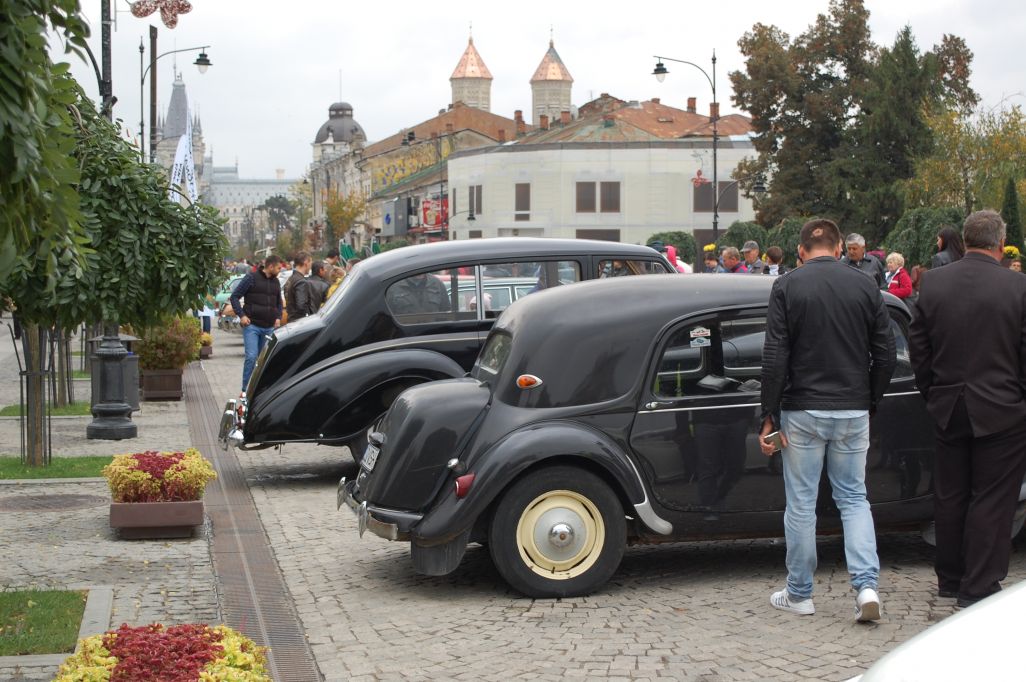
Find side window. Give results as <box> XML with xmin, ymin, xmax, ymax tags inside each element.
<box><xmin>385</xmin><ymin>269</ymin><xmax>467</xmax><ymax>324</ymax></box>
<box><xmin>721</xmin><ymin>317</ymin><xmax>767</xmax><ymax>379</ymax></box>
<box><xmin>477</xmin><ymin>260</ymin><xmax>582</xmax><ymax>318</ymax></box>
<box><xmin>890</xmin><ymin>317</ymin><xmax>914</xmax><ymax>380</ymax></box>
<box><xmin>653</xmin><ymin>314</ymin><xmax>765</xmax><ymax>398</ymax></box>
<box><xmin>598</xmin><ymin>259</ymin><xmax>667</xmax><ymax>278</ymax></box>
<box><xmin>654</xmin><ymin>323</ymin><xmax>708</xmax><ymax>398</ymax></box>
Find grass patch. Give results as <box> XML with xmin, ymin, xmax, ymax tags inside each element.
<box><xmin>0</xmin><ymin>402</ymin><xmax>92</xmax><ymax>417</ymax></box>
<box><xmin>0</xmin><ymin>589</ymin><xmax>86</xmax><ymax>655</ymax></box>
<box><xmin>72</xmin><ymin>370</ymin><xmax>90</xmax><ymax>380</ymax></box>
<box><xmin>0</xmin><ymin>456</ymin><xmax>112</xmax><ymax>479</ymax></box>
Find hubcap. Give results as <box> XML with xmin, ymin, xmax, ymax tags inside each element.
<box><xmin>516</xmin><ymin>490</ymin><xmax>605</xmax><ymax>580</ymax></box>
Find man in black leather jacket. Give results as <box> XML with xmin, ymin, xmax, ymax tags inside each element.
<box><xmin>294</xmin><ymin>260</ymin><xmax>330</xmax><ymax>317</ymax></box>
<box><xmin>759</xmin><ymin>218</ymin><xmax>896</xmax><ymax>622</ymax></box>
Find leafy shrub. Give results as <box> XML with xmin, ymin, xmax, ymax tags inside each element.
<box><xmin>883</xmin><ymin>206</ymin><xmax>965</xmax><ymax>267</ymax></box>
<box><xmin>55</xmin><ymin>623</ymin><xmax>268</xmax><ymax>681</ymax></box>
<box><xmin>646</xmin><ymin>231</ymin><xmax>698</xmax><ymax>265</ymax></box>
<box><xmin>103</xmin><ymin>449</ymin><xmax>216</xmax><ymax>503</ymax></box>
<box><xmin>136</xmin><ymin>316</ymin><xmax>202</xmax><ymax>370</ymax></box>
<box><xmin>766</xmin><ymin>217</ymin><xmax>807</xmax><ymax>267</ymax></box>
<box><xmin>718</xmin><ymin>221</ymin><xmax>769</xmax><ymax>252</ymax></box>
<box><xmin>199</xmin><ymin>332</ymin><xmax>213</xmax><ymax>347</ymax></box>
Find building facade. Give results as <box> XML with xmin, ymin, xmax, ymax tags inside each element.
<box><xmin>204</xmin><ymin>163</ymin><xmax>297</xmax><ymax>246</ymax></box>
<box><xmin>446</xmin><ymin>95</ymin><xmax>757</xmax><ymax>247</ymax></box>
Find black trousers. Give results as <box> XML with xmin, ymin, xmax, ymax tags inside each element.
<box><xmin>933</xmin><ymin>397</ymin><xmax>1026</xmax><ymax>599</ymax></box>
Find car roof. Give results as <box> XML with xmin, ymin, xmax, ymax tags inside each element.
<box><xmin>358</xmin><ymin>238</ymin><xmax>663</xmax><ymax>280</ymax></box>
<box><xmin>495</xmin><ymin>274</ymin><xmax>776</xmax><ymax>341</ymax></box>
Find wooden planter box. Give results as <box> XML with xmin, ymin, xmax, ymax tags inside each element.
<box><xmin>199</xmin><ymin>345</ymin><xmax>213</xmax><ymax>359</ymax></box>
<box><xmin>141</xmin><ymin>368</ymin><xmax>184</xmax><ymax>401</ymax></box>
<box><xmin>110</xmin><ymin>500</ymin><xmax>204</xmax><ymax>539</ymax></box>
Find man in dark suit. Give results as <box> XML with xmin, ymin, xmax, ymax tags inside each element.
<box><xmin>909</xmin><ymin>209</ymin><xmax>1026</xmax><ymax>608</ymax></box>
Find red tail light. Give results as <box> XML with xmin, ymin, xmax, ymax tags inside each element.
<box><xmin>454</xmin><ymin>473</ymin><xmax>476</xmax><ymax>499</ymax></box>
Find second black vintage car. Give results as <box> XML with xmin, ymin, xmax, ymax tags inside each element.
<box><xmin>339</xmin><ymin>274</ymin><xmax>1026</xmax><ymax>597</ymax></box>
<box><xmin>218</xmin><ymin>238</ymin><xmax>674</xmax><ymax>455</ymax></box>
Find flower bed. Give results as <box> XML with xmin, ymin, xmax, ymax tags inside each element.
<box><xmin>103</xmin><ymin>449</ymin><xmax>216</xmax><ymax>503</ymax></box>
<box><xmin>54</xmin><ymin>623</ymin><xmax>269</xmax><ymax>681</ymax></box>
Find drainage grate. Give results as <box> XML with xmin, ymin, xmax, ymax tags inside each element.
<box><xmin>184</xmin><ymin>364</ymin><xmax>322</xmax><ymax>682</ymax></box>
<box><xmin>0</xmin><ymin>494</ymin><xmax>108</xmax><ymax>512</ymax></box>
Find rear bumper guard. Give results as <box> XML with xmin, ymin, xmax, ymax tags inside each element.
<box><xmin>218</xmin><ymin>398</ymin><xmax>246</xmax><ymax>450</ymax></box>
<box><xmin>337</xmin><ymin>478</ymin><xmax>421</xmax><ymax>542</ymax></box>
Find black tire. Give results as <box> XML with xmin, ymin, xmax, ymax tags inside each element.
<box><xmin>488</xmin><ymin>465</ymin><xmax>626</xmax><ymax>598</ymax></box>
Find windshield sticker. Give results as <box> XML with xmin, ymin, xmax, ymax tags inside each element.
<box><xmin>690</xmin><ymin>337</ymin><xmax>711</xmax><ymax>348</ymax></box>
<box><xmin>690</xmin><ymin>327</ymin><xmax>711</xmax><ymax>338</ymax></box>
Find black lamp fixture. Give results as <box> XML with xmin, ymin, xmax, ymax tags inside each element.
<box><xmin>652</xmin><ymin>61</ymin><xmax>668</xmax><ymax>83</ymax></box>
<box><xmin>194</xmin><ymin>51</ymin><xmax>212</xmax><ymax>73</ymax></box>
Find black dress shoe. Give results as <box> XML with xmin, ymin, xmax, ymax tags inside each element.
<box><xmin>938</xmin><ymin>588</ymin><xmax>958</xmax><ymax>599</ymax></box>
<box><xmin>955</xmin><ymin>596</ymin><xmax>981</xmax><ymax>608</ymax></box>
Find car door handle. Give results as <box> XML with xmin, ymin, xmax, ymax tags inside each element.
<box><xmin>645</xmin><ymin>401</ymin><xmax>674</xmax><ymax>410</ymax></box>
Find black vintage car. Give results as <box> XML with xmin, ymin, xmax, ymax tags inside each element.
<box><xmin>339</xmin><ymin>274</ymin><xmax>1026</xmax><ymax>597</ymax></box>
<box><xmin>218</xmin><ymin>238</ymin><xmax>674</xmax><ymax>454</ymax></box>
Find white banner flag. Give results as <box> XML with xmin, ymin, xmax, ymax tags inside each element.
<box><xmin>168</xmin><ymin>97</ymin><xmax>198</xmax><ymax>203</ymax></box>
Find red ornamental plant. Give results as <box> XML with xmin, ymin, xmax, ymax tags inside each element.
<box><xmin>107</xmin><ymin>623</ymin><xmax>220</xmax><ymax>682</ymax></box>
<box><xmin>103</xmin><ymin>449</ymin><xmax>217</xmax><ymax>503</ymax></box>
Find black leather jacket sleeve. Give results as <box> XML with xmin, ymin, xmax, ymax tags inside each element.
<box><xmin>759</xmin><ymin>280</ymin><xmax>789</xmax><ymax>428</ymax></box>
<box><xmin>868</xmin><ymin>291</ymin><xmax>897</xmax><ymax>410</ymax></box>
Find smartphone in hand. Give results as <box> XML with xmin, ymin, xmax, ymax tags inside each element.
<box><xmin>763</xmin><ymin>431</ymin><xmax>785</xmax><ymax>452</ymax></box>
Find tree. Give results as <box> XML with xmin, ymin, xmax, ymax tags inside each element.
<box><xmin>324</xmin><ymin>190</ymin><xmax>368</xmax><ymax>253</ymax></box>
<box><xmin>766</xmin><ymin>217</ymin><xmax>807</xmax><ymax>267</ymax></box>
<box><xmin>289</xmin><ymin>178</ymin><xmax>312</xmax><ymax>248</ymax></box>
<box><xmin>2</xmin><ymin>77</ymin><xmax>228</xmax><ymax>464</ymax></box>
<box><xmin>0</xmin><ymin>0</ymin><xmax>91</xmax><ymax>293</ymax></box>
<box><xmin>730</xmin><ymin>1</ymin><xmax>976</xmax><ymax>241</ymax></box>
<box><xmin>261</xmin><ymin>194</ymin><xmax>294</xmax><ymax>234</ymax></box>
<box><xmin>902</xmin><ymin>106</ymin><xmax>1026</xmax><ymax>216</ymax></box>
<box><xmin>1002</xmin><ymin>177</ymin><xmax>1024</xmax><ymax>251</ymax></box>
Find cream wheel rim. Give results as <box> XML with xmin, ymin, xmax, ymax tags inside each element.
<box><xmin>515</xmin><ymin>489</ymin><xmax>605</xmax><ymax>580</ymax></box>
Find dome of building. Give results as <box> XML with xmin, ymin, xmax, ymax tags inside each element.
<box><xmin>314</xmin><ymin>102</ymin><xmax>366</xmax><ymax>144</ymax></box>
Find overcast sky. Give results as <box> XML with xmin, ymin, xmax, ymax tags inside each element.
<box><xmin>54</xmin><ymin>0</ymin><xmax>1026</xmax><ymax>180</ymax></box>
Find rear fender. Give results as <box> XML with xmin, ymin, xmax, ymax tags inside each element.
<box><xmin>244</xmin><ymin>349</ymin><xmax>465</xmax><ymax>444</ymax></box>
<box><xmin>413</xmin><ymin>420</ymin><xmax>668</xmax><ymax>545</ymax></box>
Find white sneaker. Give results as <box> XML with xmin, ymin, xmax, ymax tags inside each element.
<box><xmin>770</xmin><ymin>589</ymin><xmax>815</xmax><ymax>615</ymax></box>
<box><xmin>855</xmin><ymin>587</ymin><xmax>882</xmax><ymax>622</ymax></box>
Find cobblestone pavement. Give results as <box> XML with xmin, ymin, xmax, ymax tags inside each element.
<box><xmin>0</xmin><ymin>481</ymin><xmax>220</xmax><ymax>681</ymax></box>
<box><xmin>201</xmin><ymin>326</ymin><xmax>1026</xmax><ymax>681</ymax></box>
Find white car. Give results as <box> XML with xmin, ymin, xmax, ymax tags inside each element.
<box><xmin>850</xmin><ymin>579</ymin><xmax>1026</xmax><ymax>681</ymax></box>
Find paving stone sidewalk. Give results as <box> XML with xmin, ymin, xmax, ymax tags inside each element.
<box><xmin>199</xmin><ymin>325</ymin><xmax>1026</xmax><ymax>681</ymax></box>
<box><xmin>0</xmin><ymin>326</ymin><xmax>220</xmax><ymax>681</ymax></box>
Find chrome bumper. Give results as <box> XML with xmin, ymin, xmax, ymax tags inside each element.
<box><xmin>217</xmin><ymin>398</ymin><xmax>246</xmax><ymax>450</ymax></box>
<box><xmin>337</xmin><ymin>478</ymin><xmax>411</xmax><ymax>542</ymax></box>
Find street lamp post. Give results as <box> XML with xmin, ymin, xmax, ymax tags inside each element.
<box><xmin>652</xmin><ymin>52</ymin><xmax>720</xmax><ymax>241</ymax></box>
<box><xmin>138</xmin><ymin>26</ymin><xmax>211</xmax><ymax>162</ymax></box>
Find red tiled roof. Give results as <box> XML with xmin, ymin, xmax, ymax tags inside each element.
<box><xmin>363</xmin><ymin>103</ymin><xmax>526</xmax><ymax>158</ymax></box>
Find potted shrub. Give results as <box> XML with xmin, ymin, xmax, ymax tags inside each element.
<box><xmin>56</xmin><ymin>622</ymin><xmax>269</xmax><ymax>681</ymax></box>
<box><xmin>104</xmin><ymin>448</ymin><xmax>217</xmax><ymax>539</ymax></box>
<box><xmin>136</xmin><ymin>316</ymin><xmax>202</xmax><ymax>400</ymax></box>
<box><xmin>199</xmin><ymin>331</ymin><xmax>213</xmax><ymax>359</ymax></box>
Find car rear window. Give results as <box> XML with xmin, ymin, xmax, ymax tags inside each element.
<box><xmin>476</xmin><ymin>332</ymin><xmax>512</xmax><ymax>377</ymax></box>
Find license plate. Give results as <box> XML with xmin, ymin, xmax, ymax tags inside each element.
<box><xmin>362</xmin><ymin>443</ymin><xmax>380</xmax><ymax>472</ymax></box>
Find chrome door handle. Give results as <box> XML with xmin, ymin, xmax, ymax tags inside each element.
<box><xmin>645</xmin><ymin>401</ymin><xmax>674</xmax><ymax>410</ymax></box>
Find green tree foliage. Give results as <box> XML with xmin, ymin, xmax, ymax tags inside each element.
<box><xmin>730</xmin><ymin>1</ymin><xmax>977</xmax><ymax>241</ymax></box>
<box><xmin>0</xmin><ymin>0</ymin><xmax>92</xmax><ymax>295</ymax></box>
<box><xmin>261</xmin><ymin>194</ymin><xmax>294</xmax><ymax>233</ymax></box>
<box><xmin>1002</xmin><ymin>177</ymin><xmax>1024</xmax><ymax>251</ymax></box>
<box><xmin>379</xmin><ymin>240</ymin><xmax>409</xmax><ymax>252</ymax></box>
<box><xmin>766</xmin><ymin>217</ymin><xmax>807</xmax><ymax>267</ymax></box>
<box><xmin>718</xmin><ymin>222</ymin><xmax>768</xmax><ymax>252</ymax></box>
<box><xmin>647</xmin><ymin>231</ymin><xmax>697</xmax><ymax>265</ymax></box>
<box><xmin>324</xmin><ymin>190</ymin><xmax>368</xmax><ymax>253</ymax></box>
<box><xmin>902</xmin><ymin>107</ymin><xmax>1026</xmax><ymax>217</ymax></box>
<box><xmin>882</xmin><ymin>206</ymin><xmax>964</xmax><ymax>267</ymax></box>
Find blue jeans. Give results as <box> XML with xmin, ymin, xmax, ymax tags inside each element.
<box><xmin>781</xmin><ymin>410</ymin><xmax>879</xmax><ymax>599</ymax></box>
<box><xmin>242</xmin><ymin>323</ymin><xmax>273</xmax><ymax>391</ymax></box>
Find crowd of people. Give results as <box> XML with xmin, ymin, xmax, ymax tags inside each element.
<box><xmin>759</xmin><ymin>209</ymin><xmax>1026</xmax><ymax>626</ymax></box>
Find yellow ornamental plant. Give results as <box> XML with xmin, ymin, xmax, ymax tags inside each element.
<box><xmin>703</xmin><ymin>243</ymin><xmax>718</xmax><ymax>252</ymax></box>
<box><xmin>1004</xmin><ymin>245</ymin><xmax>1021</xmax><ymax>259</ymax></box>
<box><xmin>103</xmin><ymin>449</ymin><xmax>217</xmax><ymax>503</ymax></box>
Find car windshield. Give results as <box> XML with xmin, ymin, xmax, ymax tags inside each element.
<box><xmin>318</xmin><ymin>268</ymin><xmax>362</xmax><ymax>318</ymax></box>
